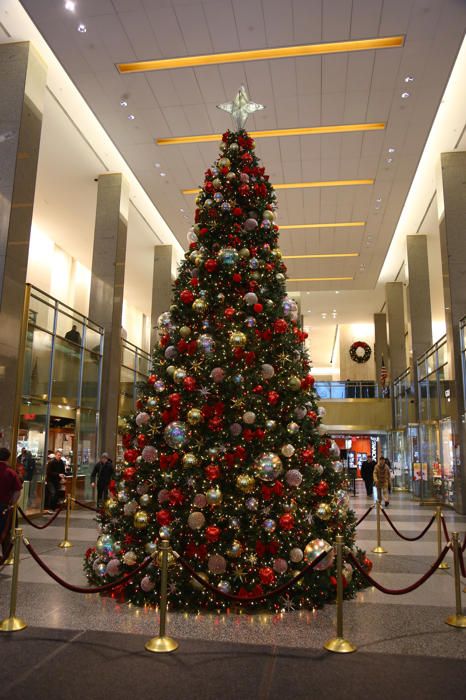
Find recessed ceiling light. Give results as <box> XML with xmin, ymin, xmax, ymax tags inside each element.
<box><xmin>306</xmin><ymin>292</ymin><xmax>311</xmax><ymax>295</ymax></box>
<box><xmin>375</xmin><ymin>197</ymin><xmax>382</xmax><ymax>203</ymax></box>
<box><xmin>335</xmin><ymin>291</ymin><xmax>339</xmax><ymax>294</ymax></box>
<box><xmin>386</xmin><ymin>157</ymin><xmax>393</xmax><ymax>163</ymax></box>
<box><xmin>180</xmin><ymin>208</ymin><xmax>184</xmax><ymax>212</ymax></box>
<box><xmin>307</xmin><ymin>309</ymin><xmax>311</xmax><ymax>312</ymax></box>
<box><xmin>160</xmin><ymin>172</ymin><xmax>166</xmax><ymax>177</ymax></box>
<box><xmin>128</xmin><ymin>114</ymin><xmax>135</xmax><ymax>120</ymax></box>
<box><xmin>120</xmin><ymin>99</ymin><xmax>128</xmax><ymax>107</ymax></box>
<box><xmin>404</xmin><ymin>75</ymin><xmax>414</xmax><ymax>82</ymax></box>
<box><xmin>154</xmin><ymin>163</ymin><xmax>161</xmax><ymax>168</ymax></box>
<box><xmin>77</xmin><ymin>23</ymin><xmax>86</xmax><ymax>32</ymax></box>
<box><xmin>388</xmin><ymin>147</ymin><xmax>395</xmax><ymax>153</ymax></box>
<box><xmin>65</xmin><ymin>0</ymin><xmax>76</xmax><ymax>11</ymax></box>
<box><xmin>401</xmin><ymin>92</ymin><xmax>410</xmax><ymax>99</ymax></box>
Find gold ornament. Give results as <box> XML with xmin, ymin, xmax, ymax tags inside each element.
<box><xmin>182</xmin><ymin>453</ymin><xmax>198</xmax><ymax>468</ymax></box>
<box><xmin>173</xmin><ymin>368</ymin><xmax>187</xmax><ymax>384</ymax></box>
<box><xmin>218</xmin><ymin>157</ymin><xmax>231</xmax><ymax>170</ymax></box>
<box><xmin>315</xmin><ymin>502</ymin><xmax>332</xmax><ymax>521</ymax></box>
<box><xmin>227</xmin><ymin>540</ymin><xmax>243</xmax><ymax>559</ymax></box>
<box><xmin>262</xmin><ymin>210</ymin><xmax>275</xmax><ymax>221</ymax></box>
<box><xmin>192</xmin><ymin>299</ymin><xmax>207</xmax><ymax>314</ymax></box>
<box><xmin>133</xmin><ymin>510</ymin><xmax>149</xmax><ymax>529</ymax></box>
<box><xmin>179</xmin><ymin>326</ymin><xmax>191</xmax><ymax>338</ymax></box>
<box><xmin>239</xmin><ymin>247</ymin><xmax>251</xmax><ymax>259</ymax></box>
<box><xmin>104</xmin><ymin>498</ymin><xmax>118</xmax><ymax>515</ymax></box>
<box><xmin>288</xmin><ymin>376</ymin><xmax>302</xmax><ymax>391</ymax></box>
<box><xmin>229</xmin><ymin>331</ymin><xmax>247</xmax><ymax>348</ymax></box>
<box><xmin>236</xmin><ymin>474</ymin><xmax>255</xmax><ymax>493</ymax></box>
<box><xmin>212</xmin><ymin>178</ymin><xmax>222</xmax><ymax>189</ymax></box>
<box><xmin>205</xmin><ymin>487</ymin><xmax>223</xmax><ymax>506</ymax></box>
<box><xmin>272</xmin><ymin>249</ymin><xmax>282</xmax><ymax>259</ymax></box>
<box><xmin>187</xmin><ymin>408</ymin><xmax>202</xmax><ymax>425</ymax></box>
<box><xmin>194</xmin><ymin>254</ymin><xmax>203</xmax><ymax>267</ymax></box>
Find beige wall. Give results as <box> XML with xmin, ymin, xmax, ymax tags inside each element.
<box><xmin>338</xmin><ymin>323</ymin><xmax>376</xmax><ymax>381</ymax></box>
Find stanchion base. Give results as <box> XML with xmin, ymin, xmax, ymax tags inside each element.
<box><xmin>372</xmin><ymin>546</ymin><xmax>387</xmax><ymax>554</ymax></box>
<box><xmin>0</xmin><ymin>616</ymin><xmax>27</xmax><ymax>632</ymax></box>
<box><xmin>58</xmin><ymin>540</ymin><xmax>73</xmax><ymax>549</ymax></box>
<box><xmin>437</xmin><ymin>562</ymin><xmax>449</xmax><ymax>570</ymax></box>
<box><xmin>445</xmin><ymin>614</ymin><xmax>466</xmax><ymax>628</ymax></box>
<box><xmin>4</xmin><ymin>555</ymin><xmax>14</xmax><ymax>566</ymax></box>
<box><xmin>324</xmin><ymin>636</ymin><xmax>357</xmax><ymax>653</ymax></box>
<box><xmin>145</xmin><ymin>635</ymin><xmax>178</xmax><ymax>653</ymax></box>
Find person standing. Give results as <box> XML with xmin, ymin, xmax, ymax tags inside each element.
<box><xmin>373</xmin><ymin>456</ymin><xmax>391</xmax><ymax>507</ymax></box>
<box><xmin>0</xmin><ymin>448</ymin><xmax>22</xmax><ymax>560</ymax></box>
<box><xmin>91</xmin><ymin>453</ymin><xmax>113</xmax><ymax>506</ymax></box>
<box><xmin>46</xmin><ymin>450</ymin><xmax>66</xmax><ymax>512</ymax></box>
<box><xmin>361</xmin><ymin>457</ymin><xmax>376</xmax><ymax>497</ymax></box>
<box><xmin>64</xmin><ymin>324</ymin><xmax>81</xmax><ymax>345</ymax></box>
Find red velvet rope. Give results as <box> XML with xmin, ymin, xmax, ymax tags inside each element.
<box><xmin>441</xmin><ymin>515</ymin><xmax>450</xmax><ymax>543</ymax></box>
<box><xmin>174</xmin><ymin>548</ymin><xmax>329</xmax><ymax>603</ymax></box>
<box><xmin>381</xmin><ymin>509</ymin><xmax>435</xmax><ymax>541</ymax></box>
<box><xmin>459</xmin><ymin>545</ymin><xmax>466</xmax><ymax>578</ymax></box>
<box><xmin>462</xmin><ymin>532</ymin><xmax>466</xmax><ymax>554</ymax></box>
<box><xmin>71</xmin><ymin>498</ymin><xmax>99</xmax><ymax>513</ymax></box>
<box><xmin>348</xmin><ymin>547</ymin><xmax>449</xmax><ymax>595</ymax></box>
<box><xmin>18</xmin><ymin>505</ymin><xmax>63</xmax><ymax>529</ymax></box>
<box><xmin>355</xmin><ymin>504</ymin><xmax>375</xmax><ymax>526</ymax></box>
<box><xmin>23</xmin><ymin>537</ymin><xmax>152</xmax><ymax>594</ymax></box>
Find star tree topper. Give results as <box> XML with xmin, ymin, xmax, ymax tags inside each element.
<box><xmin>217</xmin><ymin>85</ymin><xmax>264</xmax><ymax>130</ymax></box>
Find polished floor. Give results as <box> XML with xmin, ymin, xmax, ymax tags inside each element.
<box><xmin>1</xmin><ymin>487</ymin><xmax>466</xmax><ymax>698</ymax></box>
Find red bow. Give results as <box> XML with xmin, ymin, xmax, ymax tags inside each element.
<box><xmin>185</xmin><ymin>542</ymin><xmax>208</xmax><ymax>560</ymax></box>
<box><xmin>261</xmin><ymin>481</ymin><xmax>284</xmax><ymax>500</ymax></box>
<box><xmin>159</xmin><ymin>453</ymin><xmax>179</xmax><ymax>470</ymax></box>
<box><xmin>255</xmin><ymin>540</ymin><xmax>279</xmax><ymax>557</ymax></box>
<box><xmin>238</xmin><ymin>585</ymin><xmax>264</xmax><ymax>599</ymax></box>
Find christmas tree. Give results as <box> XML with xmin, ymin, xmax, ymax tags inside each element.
<box><xmin>85</xmin><ymin>87</ymin><xmax>369</xmax><ymax>611</ymax></box>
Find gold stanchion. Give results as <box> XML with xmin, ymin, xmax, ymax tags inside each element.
<box><xmin>0</xmin><ymin>528</ymin><xmax>27</xmax><ymax>632</ymax></box>
<box><xmin>372</xmin><ymin>501</ymin><xmax>387</xmax><ymax>554</ymax></box>
<box><xmin>435</xmin><ymin>506</ymin><xmax>449</xmax><ymax>570</ymax></box>
<box><xmin>58</xmin><ymin>494</ymin><xmax>73</xmax><ymax>549</ymax></box>
<box><xmin>445</xmin><ymin>532</ymin><xmax>466</xmax><ymax>628</ymax></box>
<box><xmin>4</xmin><ymin>503</ymin><xmax>18</xmax><ymax>566</ymax></box>
<box><xmin>324</xmin><ymin>535</ymin><xmax>356</xmax><ymax>653</ymax></box>
<box><xmin>145</xmin><ymin>536</ymin><xmax>178</xmax><ymax>653</ymax></box>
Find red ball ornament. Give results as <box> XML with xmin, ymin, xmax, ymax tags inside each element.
<box><xmin>183</xmin><ymin>376</ymin><xmax>197</xmax><ymax>392</ymax></box>
<box><xmin>273</xmin><ymin>319</ymin><xmax>288</xmax><ymax>334</ymax></box>
<box><xmin>302</xmin><ymin>448</ymin><xmax>315</xmax><ymax>464</ymax></box>
<box><xmin>180</xmin><ymin>289</ymin><xmax>194</xmax><ymax>305</ymax></box>
<box><xmin>330</xmin><ymin>575</ymin><xmax>348</xmax><ymax>589</ymax></box>
<box><xmin>363</xmin><ymin>557</ymin><xmax>373</xmax><ymax>573</ymax></box>
<box><xmin>232</xmin><ymin>273</ymin><xmax>242</xmax><ymax>283</ymax></box>
<box><xmin>204</xmin><ymin>259</ymin><xmax>218</xmax><ymax>273</ymax></box>
<box><xmin>232</xmin><ymin>207</ymin><xmax>243</xmax><ymax>217</ymax></box>
<box><xmin>205</xmin><ymin>525</ymin><xmax>221</xmax><ymax>543</ymax></box>
<box><xmin>122</xmin><ymin>433</ymin><xmax>133</xmax><ymax>448</ymax></box>
<box><xmin>252</xmin><ymin>385</ymin><xmax>263</xmax><ymax>394</ymax></box>
<box><xmin>205</xmin><ymin>464</ymin><xmax>221</xmax><ymax>480</ymax></box>
<box><xmin>267</xmin><ymin>391</ymin><xmax>280</xmax><ymax>405</ymax></box>
<box><xmin>169</xmin><ymin>393</ymin><xmax>182</xmax><ymax>406</ymax></box>
<box><xmin>259</xmin><ymin>567</ymin><xmax>275</xmax><ymax>585</ymax></box>
<box><xmin>199</xmin><ymin>227</ymin><xmax>209</xmax><ymax>237</ymax></box>
<box><xmin>148</xmin><ymin>374</ymin><xmax>157</xmax><ymax>385</ymax></box>
<box><xmin>136</xmin><ymin>434</ymin><xmax>148</xmax><ymax>448</ymax></box>
<box><xmin>123</xmin><ymin>466</ymin><xmax>136</xmax><ymax>481</ymax></box>
<box><xmin>190</xmin><ymin>277</ymin><xmax>199</xmax><ymax>287</ymax></box>
<box><xmin>278</xmin><ymin>513</ymin><xmax>295</xmax><ymax>530</ymax></box>
<box><xmin>313</xmin><ymin>480</ymin><xmax>329</xmax><ymax>497</ymax></box>
<box><xmin>156</xmin><ymin>510</ymin><xmax>171</xmax><ymax>526</ymax></box>
<box><xmin>168</xmin><ymin>488</ymin><xmax>184</xmax><ymax>506</ymax></box>
<box><xmin>253</xmin><ymin>303</ymin><xmax>263</xmax><ymax>313</ymax></box>
<box><xmin>224</xmin><ymin>307</ymin><xmax>235</xmax><ymax>319</ymax></box>
<box><xmin>123</xmin><ymin>449</ymin><xmax>139</xmax><ymax>464</ymax></box>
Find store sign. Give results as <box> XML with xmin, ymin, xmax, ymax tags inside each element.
<box><xmin>23</xmin><ymin>413</ymin><xmax>37</xmax><ymax>421</ymax></box>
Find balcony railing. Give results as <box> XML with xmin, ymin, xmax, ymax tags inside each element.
<box><xmin>315</xmin><ymin>381</ymin><xmax>383</xmax><ymax>399</ymax></box>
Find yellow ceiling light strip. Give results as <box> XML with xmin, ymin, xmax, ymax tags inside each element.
<box><xmin>118</xmin><ymin>36</ymin><xmax>404</xmax><ymax>73</ymax></box>
<box><xmin>283</xmin><ymin>253</ymin><xmax>359</xmax><ymax>259</ymax></box>
<box><xmin>182</xmin><ymin>179</ymin><xmax>373</xmax><ymax>195</ymax></box>
<box><xmin>288</xmin><ymin>276</ymin><xmax>354</xmax><ymax>282</ymax></box>
<box><xmin>280</xmin><ymin>221</ymin><xmax>365</xmax><ymax>230</ymax></box>
<box><xmin>157</xmin><ymin>123</ymin><xmax>385</xmax><ymax>145</ymax></box>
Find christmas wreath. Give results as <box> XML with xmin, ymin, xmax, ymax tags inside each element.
<box><xmin>349</xmin><ymin>341</ymin><xmax>371</xmax><ymax>364</ymax></box>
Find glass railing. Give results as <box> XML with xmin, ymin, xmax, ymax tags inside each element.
<box><xmin>314</xmin><ymin>381</ymin><xmax>382</xmax><ymax>399</ymax></box>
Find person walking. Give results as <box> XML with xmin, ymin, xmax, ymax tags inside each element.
<box><xmin>91</xmin><ymin>453</ymin><xmax>113</xmax><ymax>506</ymax></box>
<box><xmin>361</xmin><ymin>457</ymin><xmax>376</xmax><ymax>497</ymax></box>
<box><xmin>46</xmin><ymin>450</ymin><xmax>66</xmax><ymax>512</ymax></box>
<box><xmin>0</xmin><ymin>448</ymin><xmax>22</xmax><ymax>560</ymax></box>
<box><xmin>373</xmin><ymin>456</ymin><xmax>391</xmax><ymax>507</ymax></box>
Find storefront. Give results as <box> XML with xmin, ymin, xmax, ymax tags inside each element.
<box><xmin>331</xmin><ymin>433</ymin><xmax>387</xmax><ymax>476</ymax></box>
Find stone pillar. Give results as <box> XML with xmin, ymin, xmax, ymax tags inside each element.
<box><xmin>439</xmin><ymin>151</ymin><xmax>466</xmax><ymax>513</ymax></box>
<box><xmin>0</xmin><ymin>42</ymin><xmax>47</xmax><ymax>448</ymax></box>
<box><xmin>150</xmin><ymin>245</ymin><xmax>173</xmax><ymax>350</ymax></box>
<box><xmin>406</xmin><ymin>235</ymin><xmax>433</xmax><ymax>362</ymax></box>
<box><xmin>88</xmin><ymin>173</ymin><xmax>129</xmax><ymax>459</ymax></box>
<box><xmin>385</xmin><ymin>282</ymin><xmax>407</xmax><ymax>382</ymax></box>
<box><xmin>374</xmin><ymin>312</ymin><xmax>389</xmax><ymax>391</ymax></box>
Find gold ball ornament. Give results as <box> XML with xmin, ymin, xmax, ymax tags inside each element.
<box><xmin>205</xmin><ymin>487</ymin><xmax>223</xmax><ymax>506</ymax></box>
<box><xmin>304</xmin><ymin>538</ymin><xmax>335</xmax><ymax>570</ymax></box>
<box><xmin>288</xmin><ymin>376</ymin><xmax>302</xmax><ymax>392</ymax></box>
<box><xmin>173</xmin><ymin>368</ymin><xmax>187</xmax><ymax>384</ymax></box>
<box><xmin>187</xmin><ymin>408</ymin><xmax>202</xmax><ymax>425</ymax></box>
<box><xmin>179</xmin><ymin>326</ymin><xmax>191</xmax><ymax>338</ymax></box>
<box><xmin>236</xmin><ymin>474</ymin><xmax>255</xmax><ymax>493</ymax></box>
<box><xmin>218</xmin><ymin>157</ymin><xmax>231</xmax><ymax>170</ymax></box>
<box><xmin>212</xmin><ymin>178</ymin><xmax>222</xmax><ymax>189</ymax></box>
<box><xmin>194</xmin><ymin>254</ymin><xmax>204</xmax><ymax>267</ymax></box>
<box><xmin>133</xmin><ymin>510</ymin><xmax>149</xmax><ymax>529</ymax></box>
<box><xmin>182</xmin><ymin>453</ymin><xmax>198</xmax><ymax>468</ymax></box>
<box><xmin>271</xmin><ymin>249</ymin><xmax>282</xmax><ymax>260</ymax></box>
<box><xmin>226</xmin><ymin>540</ymin><xmax>243</xmax><ymax>558</ymax></box>
<box><xmin>262</xmin><ymin>210</ymin><xmax>275</xmax><ymax>221</ymax></box>
<box><xmin>239</xmin><ymin>247</ymin><xmax>251</xmax><ymax>259</ymax></box>
<box><xmin>315</xmin><ymin>502</ymin><xmax>332</xmax><ymax>521</ymax></box>
<box><xmin>192</xmin><ymin>298</ymin><xmax>207</xmax><ymax>314</ymax></box>
<box><xmin>104</xmin><ymin>498</ymin><xmax>118</xmax><ymax>515</ymax></box>
<box><xmin>229</xmin><ymin>331</ymin><xmax>247</xmax><ymax>348</ymax></box>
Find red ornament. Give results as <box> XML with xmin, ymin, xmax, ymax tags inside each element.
<box><xmin>169</xmin><ymin>393</ymin><xmax>182</xmax><ymax>406</ymax></box>
<box><xmin>267</xmin><ymin>391</ymin><xmax>280</xmax><ymax>405</ymax></box>
<box><xmin>279</xmin><ymin>513</ymin><xmax>295</xmax><ymax>530</ymax></box>
<box><xmin>232</xmin><ymin>207</ymin><xmax>243</xmax><ymax>217</ymax></box>
<box><xmin>259</xmin><ymin>567</ymin><xmax>275</xmax><ymax>585</ymax></box>
<box><xmin>205</xmin><ymin>464</ymin><xmax>221</xmax><ymax>480</ymax></box>
<box><xmin>123</xmin><ymin>466</ymin><xmax>136</xmax><ymax>481</ymax></box>
<box><xmin>156</xmin><ymin>510</ymin><xmax>171</xmax><ymax>526</ymax></box>
<box><xmin>252</xmin><ymin>385</ymin><xmax>263</xmax><ymax>394</ymax></box>
<box><xmin>148</xmin><ymin>374</ymin><xmax>157</xmax><ymax>385</ymax></box>
<box><xmin>136</xmin><ymin>434</ymin><xmax>147</xmax><ymax>448</ymax></box>
<box><xmin>253</xmin><ymin>303</ymin><xmax>263</xmax><ymax>313</ymax></box>
<box><xmin>204</xmin><ymin>259</ymin><xmax>218</xmax><ymax>273</ymax></box>
<box><xmin>313</xmin><ymin>480</ymin><xmax>329</xmax><ymax>497</ymax></box>
<box><xmin>302</xmin><ymin>448</ymin><xmax>315</xmax><ymax>464</ymax></box>
<box><xmin>122</xmin><ymin>433</ymin><xmax>133</xmax><ymax>448</ymax></box>
<box><xmin>199</xmin><ymin>227</ymin><xmax>209</xmax><ymax>237</ymax></box>
<box><xmin>363</xmin><ymin>557</ymin><xmax>373</xmax><ymax>573</ymax></box>
<box><xmin>274</xmin><ymin>319</ymin><xmax>288</xmax><ymax>334</ymax></box>
<box><xmin>180</xmin><ymin>289</ymin><xmax>194</xmax><ymax>304</ymax></box>
<box><xmin>190</xmin><ymin>277</ymin><xmax>199</xmax><ymax>287</ymax></box>
<box><xmin>224</xmin><ymin>307</ymin><xmax>235</xmax><ymax>319</ymax></box>
<box><xmin>330</xmin><ymin>575</ymin><xmax>348</xmax><ymax>589</ymax></box>
<box><xmin>123</xmin><ymin>449</ymin><xmax>139</xmax><ymax>464</ymax></box>
<box><xmin>168</xmin><ymin>488</ymin><xmax>184</xmax><ymax>506</ymax></box>
<box><xmin>232</xmin><ymin>273</ymin><xmax>242</xmax><ymax>283</ymax></box>
<box><xmin>205</xmin><ymin>525</ymin><xmax>221</xmax><ymax>543</ymax></box>
<box><xmin>183</xmin><ymin>376</ymin><xmax>197</xmax><ymax>391</ymax></box>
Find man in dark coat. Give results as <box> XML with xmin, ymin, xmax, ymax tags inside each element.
<box><xmin>46</xmin><ymin>450</ymin><xmax>66</xmax><ymax>512</ymax></box>
<box><xmin>91</xmin><ymin>453</ymin><xmax>113</xmax><ymax>505</ymax></box>
<box><xmin>361</xmin><ymin>457</ymin><xmax>376</xmax><ymax>497</ymax></box>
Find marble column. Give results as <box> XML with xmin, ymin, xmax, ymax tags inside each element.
<box><xmin>0</xmin><ymin>42</ymin><xmax>47</xmax><ymax>449</ymax></box>
<box><xmin>385</xmin><ymin>282</ymin><xmax>407</xmax><ymax>382</ymax></box>
<box><xmin>439</xmin><ymin>151</ymin><xmax>466</xmax><ymax>513</ymax></box>
<box><xmin>406</xmin><ymin>235</ymin><xmax>433</xmax><ymax>362</ymax></box>
<box><xmin>88</xmin><ymin>173</ymin><xmax>129</xmax><ymax>460</ymax></box>
<box><xmin>374</xmin><ymin>312</ymin><xmax>389</xmax><ymax>391</ymax></box>
<box><xmin>150</xmin><ymin>244</ymin><xmax>173</xmax><ymax>350</ymax></box>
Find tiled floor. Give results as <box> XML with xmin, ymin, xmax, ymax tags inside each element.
<box><xmin>1</xmin><ymin>487</ymin><xmax>465</xmax><ymax>659</ymax></box>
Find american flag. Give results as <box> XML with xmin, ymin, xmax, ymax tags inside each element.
<box><xmin>380</xmin><ymin>355</ymin><xmax>388</xmax><ymax>387</ymax></box>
